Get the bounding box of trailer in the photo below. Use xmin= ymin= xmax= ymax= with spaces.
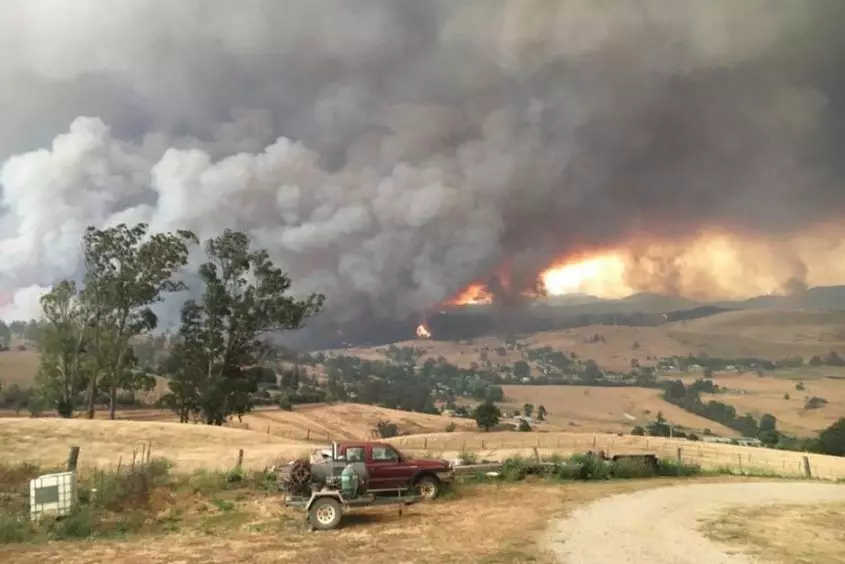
xmin=284 ymin=489 xmax=422 ymax=530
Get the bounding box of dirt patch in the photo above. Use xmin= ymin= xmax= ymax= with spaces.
xmin=703 ymin=501 xmax=845 ymax=564
xmin=548 ymin=481 xmax=845 ymax=564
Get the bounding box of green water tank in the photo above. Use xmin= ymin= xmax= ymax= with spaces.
xmin=340 ymin=464 xmax=359 ymax=497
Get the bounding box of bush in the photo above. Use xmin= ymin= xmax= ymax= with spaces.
xmin=804 ymin=396 xmax=828 ymax=410
xmin=606 ymin=458 xmax=652 ymax=479
xmin=277 ymin=394 xmax=293 ymax=411
xmin=631 ymin=426 xmax=645 ymax=436
xmin=444 ymin=422 xmax=457 ymax=432
xmin=517 ymin=419 xmax=532 ymax=432
xmin=458 ymin=449 xmax=478 ymax=465
xmin=499 ymin=457 xmax=527 ymax=481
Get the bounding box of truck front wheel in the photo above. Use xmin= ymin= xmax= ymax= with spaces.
xmin=415 ymin=475 xmax=440 ymax=500
xmin=308 ymin=497 xmax=343 ymax=530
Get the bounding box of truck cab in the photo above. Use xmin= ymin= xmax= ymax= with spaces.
xmin=334 ymin=441 xmax=453 ymax=500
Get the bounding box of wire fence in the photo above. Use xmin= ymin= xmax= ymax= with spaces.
xmin=385 ymin=433 xmax=845 ymax=481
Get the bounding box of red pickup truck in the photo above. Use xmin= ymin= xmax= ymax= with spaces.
xmin=334 ymin=441 xmax=454 ymax=500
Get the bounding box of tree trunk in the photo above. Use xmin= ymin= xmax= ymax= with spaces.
xmin=108 ymin=384 xmax=117 ymax=419
xmin=86 ymin=375 xmax=97 ymax=419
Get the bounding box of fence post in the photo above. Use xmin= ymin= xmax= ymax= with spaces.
xmin=737 ymin=453 xmax=742 ymax=471
xmin=424 ymin=438 xmax=428 ymax=449
xmin=676 ymin=447 xmax=682 ymax=469
xmin=236 ymin=448 xmax=244 ymax=470
xmin=306 ymin=428 xmax=311 ymax=440
xmin=67 ymin=446 xmax=80 ymax=471
xmin=481 ymin=439 xmax=485 ymax=449
xmin=802 ymin=456 xmax=812 ymax=478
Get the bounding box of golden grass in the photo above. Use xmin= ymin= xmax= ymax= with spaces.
xmin=0 ymin=418 xmax=311 ymax=472
xmin=4 ymin=478 xmax=742 ymax=564
xmin=703 ymin=501 xmax=845 ymax=564
xmin=0 ymin=400 xmax=469 ymax=441
xmin=387 ymin=431 xmax=845 ymax=480
xmin=499 ymin=385 xmax=739 ymax=436
xmin=229 ymin=403 xmax=476 ymax=440
xmin=331 ymin=309 xmax=845 ymax=371
xmin=672 ymin=372 xmax=845 ymax=436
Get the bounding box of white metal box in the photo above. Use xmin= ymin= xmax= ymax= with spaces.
xmin=29 ymin=471 xmax=77 ymax=520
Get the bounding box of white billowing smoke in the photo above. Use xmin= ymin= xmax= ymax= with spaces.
xmin=0 ymin=114 xmax=507 ymax=321
xmin=0 ymin=1 xmax=842 ymax=325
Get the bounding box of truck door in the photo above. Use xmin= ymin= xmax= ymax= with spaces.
xmin=366 ymin=444 xmax=409 ymax=492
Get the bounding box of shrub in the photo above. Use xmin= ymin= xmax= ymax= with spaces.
xmin=517 ymin=419 xmax=532 ymax=432
xmin=631 ymin=426 xmax=645 ymax=436
xmin=277 ymin=394 xmax=293 ymax=411
xmin=444 ymin=422 xmax=457 ymax=432
xmin=608 ymin=458 xmax=653 ymax=479
xmin=458 ymin=449 xmax=478 ymax=465
xmin=804 ymin=396 xmax=828 ymax=410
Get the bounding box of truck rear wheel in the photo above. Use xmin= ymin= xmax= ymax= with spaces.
xmin=308 ymin=497 xmax=343 ymax=530
xmin=415 ymin=475 xmax=440 ymax=500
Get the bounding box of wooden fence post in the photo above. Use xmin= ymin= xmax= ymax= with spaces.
xmin=802 ymin=456 xmax=812 ymax=478
xmin=306 ymin=428 xmax=311 ymax=440
xmin=236 ymin=449 xmax=244 ymax=470
xmin=737 ymin=453 xmax=742 ymax=471
xmin=67 ymin=446 xmax=80 ymax=471
xmin=424 ymin=438 xmax=428 ymax=449
xmin=146 ymin=440 xmax=152 ymax=464
xmin=676 ymin=447 xmax=682 ymax=468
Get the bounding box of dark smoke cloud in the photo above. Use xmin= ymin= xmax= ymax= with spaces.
xmin=2 ymin=0 xmax=845 ymax=325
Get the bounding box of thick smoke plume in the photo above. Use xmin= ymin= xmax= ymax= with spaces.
xmin=2 ymin=0 xmax=845 ymax=325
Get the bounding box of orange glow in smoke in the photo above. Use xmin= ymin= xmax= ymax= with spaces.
xmin=448 ymin=283 xmax=493 ymax=305
xmin=416 ymin=324 xmax=432 ymax=339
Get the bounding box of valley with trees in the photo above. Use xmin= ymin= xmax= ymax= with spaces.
xmin=1 ymin=223 xmax=845 ymax=462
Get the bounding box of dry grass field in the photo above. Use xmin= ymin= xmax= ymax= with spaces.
xmin=331 ymin=309 xmax=845 ymax=372
xmin=499 ymin=385 xmax=739 ymax=436
xmin=230 ymin=402 xmax=474 ymax=440
xmin=388 ymin=431 xmax=845 ymax=481
xmin=3 ymin=477 xmax=735 ymax=564
xmin=0 ymin=418 xmax=311 ymax=472
xmin=703 ymin=501 xmax=845 ymax=564
xmin=673 ymin=372 xmax=845 ymax=437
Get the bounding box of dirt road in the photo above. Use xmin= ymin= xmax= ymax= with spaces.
xmin=547 ymin=481 xmax=845 ymax=563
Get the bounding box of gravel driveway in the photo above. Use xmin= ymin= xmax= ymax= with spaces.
xmin=547 ymin=481 xmax=845 ymax=563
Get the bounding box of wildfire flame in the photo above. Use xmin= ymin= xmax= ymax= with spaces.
xmin=416 ymin=324 xmax=432 ymax=339
xmin=447 ymin=283 xmax=493 ymax=306
xmin=540 ymin=254 xmax=631 ymax=297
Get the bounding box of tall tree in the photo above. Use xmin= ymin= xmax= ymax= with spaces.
xmin=81 ymin=223 xmax=197 ymax=419
xmin=472 ymin=400 xmax=501 ymax=432
xmin=164 ymin=229 xmax=324 ymax=425
xmin=36 ymin=281 xmax=89 ymax=417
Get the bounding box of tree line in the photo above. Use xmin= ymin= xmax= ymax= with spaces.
xmin=10 ymin=222 xmax=323 ymax=424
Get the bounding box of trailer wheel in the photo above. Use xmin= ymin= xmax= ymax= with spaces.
xmin=308 ymin=497 xmax=343 ymax=530
xmin=415 ymin=475 xmax=440 ymax=500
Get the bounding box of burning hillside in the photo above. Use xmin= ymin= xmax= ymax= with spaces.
xmin=2 ymin=1 xmax=845 ymax=329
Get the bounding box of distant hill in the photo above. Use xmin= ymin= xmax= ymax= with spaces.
xmin=282 ymin=285 xmax=845 ymax=349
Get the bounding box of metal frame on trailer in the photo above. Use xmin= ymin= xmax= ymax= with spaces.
xmin=284 ymin=490 xmax=422 ymax=531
